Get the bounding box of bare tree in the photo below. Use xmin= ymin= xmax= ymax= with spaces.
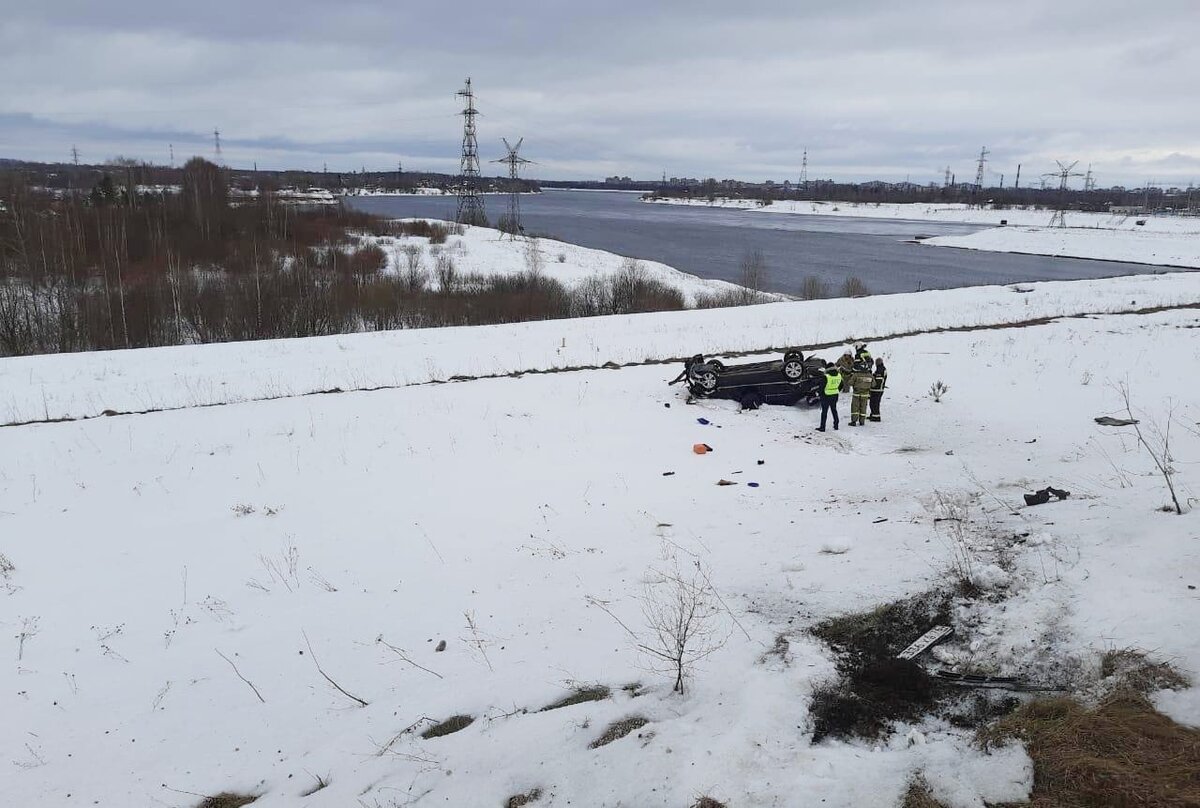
xmin=799 ymin=275 xmax=829 ymax=300
xmin=434 ymin=254 xmax=457 ymax=294
xmin=589 ymin=557 xmax=726 ymax=694
xmin=523 ymin=237 xmax=544 ymax=277
xmin=1118 ymin=382 xmax=1184 ymax=515
xmin=400 ymin=245 xmax=426 ymax=292
xmin=737 ymin=249 xmax=768 ymax=301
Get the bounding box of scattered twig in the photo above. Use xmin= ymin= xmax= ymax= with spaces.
xmin=303 ymin=630 xmax=369 ymax=707
xmin=376 ymin=636 xmax=443 ymax=679
xmin=462 ymin=611 xmax=495 ymax=672
xmin=215 ymin=648 xmax=266 ymax=703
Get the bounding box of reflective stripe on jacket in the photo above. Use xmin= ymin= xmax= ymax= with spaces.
xmin=871 ymin=370 xmax=887 ymax=393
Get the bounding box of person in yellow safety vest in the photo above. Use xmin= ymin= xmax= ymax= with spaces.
xmin=868 ymin=357 xmax=887 ymax=423
xmin=835 ymin=350 xmax=855 ymax=392
xmin=817 ymin=363 xmax=842 ymax=432
xmin=849 ymin=359 xmax=873 ymax=426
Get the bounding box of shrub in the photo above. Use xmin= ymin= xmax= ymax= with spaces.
xmin=799 ymin=275 xmax=829 ymax=300
xmin=840 ymin=275 xmax=870 ymax=297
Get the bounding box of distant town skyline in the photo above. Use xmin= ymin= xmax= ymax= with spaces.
xmin=2 ymin=0 xmax=1198 ymax=186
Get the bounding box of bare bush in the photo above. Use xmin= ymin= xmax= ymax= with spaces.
xmin=931 ymin=491 xmax=978 ymax=595
xmin=400 ymin=245 xmax=426 ymax=292
xmin=434 ymin=254 xmax=457 ymax=293
xmin=799 ymin=275 xmax=830 ymax=300
xmin=737 ymin=249 xmax=769 ymax=299
xmin=1117 ymin=382 xmax=1184 ymax=515
xmin=589 ymin=556 xmax=726 ymax=694
xmin=840 ymin=275 xmax=870 ymax=297
xmin=929 ymin=380 xmax=949 ymax=402
xmin=523 ymin=237 xmax=544 ymax=277
xmin=610 ymin=258 xmax=686 ymax=315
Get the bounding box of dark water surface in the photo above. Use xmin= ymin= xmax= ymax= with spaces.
xmin=345 ymin=190 xmax=1164 ymax=296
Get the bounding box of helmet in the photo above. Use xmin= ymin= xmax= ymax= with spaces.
xmin=854 ymin=341 xmax=866 ymax=351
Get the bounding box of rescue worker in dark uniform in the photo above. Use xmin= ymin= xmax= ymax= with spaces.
xmin=869 ymin=357 xmax=887 ymax=422
xmin=849 ymin=358 xmax=873 ymax=426
xmin=817 ymin=362 xmax=842 ymax=432
xmin=834 ymin=350 xmax=855 ymax=392
xmin=854 ymin=341 xmax=872 ymax=367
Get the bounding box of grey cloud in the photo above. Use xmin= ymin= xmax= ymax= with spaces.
xmin=2 ymin=0 xmax=1198 ymax=184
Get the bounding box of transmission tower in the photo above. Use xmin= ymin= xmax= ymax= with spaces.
xmin=455 ymin=78 xmax=487 ymax=226
xmin=973 ymin=146 xmax=989 ymax=205
xmin=71 ymin=145 xmax=79 ymax=166
xmin=213 ymin=128 xmax=222 ymax=163
xmin=1043 ymin=160 xmax=1084 ymax=227
xmin=169 ymin=143 xmax=174 ymax=167
xmin=799 ymin=149 xmax=808 ymax=190
xmin=943 ymin=166 xmax=952 ymax=189
xmin=491 ymin=137 xmax=532 ymax=238
xmin=1084 ymin=164 xmax=1096 ymax=192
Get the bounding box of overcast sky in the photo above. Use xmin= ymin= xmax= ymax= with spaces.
xmin=2 ymin=0 xmax=1197 ymax=186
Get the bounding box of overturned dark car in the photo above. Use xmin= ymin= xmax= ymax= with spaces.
xmin=669 ymin=349 xmax=826 ymax=409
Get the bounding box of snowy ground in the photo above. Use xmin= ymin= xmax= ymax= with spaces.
xmin=361 ymin=222 xmax=761 ymax=307
xmin=2 ymin=271 xmax=1197 ymax=426
xmin=924 ymin=224 xmax=1200 ymax=269
xmin=648 ymin=198 xmax=1200 ymax=267
xmin=2 ymin=281 xmax=1198 ymax=807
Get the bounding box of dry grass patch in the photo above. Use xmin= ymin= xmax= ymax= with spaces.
xmin=197 ymin=794 xmax=258 ymax=808
xmin=981 ymin=693 xmax=1200 ymax=807
xmin=589 ymin=716 xmax=649 ymax=749
xmin=539 ymin=685 xmax=610 ymax=712
xmin=691 ymin=797 xmax=728 ymax=808
xmin=901 ymin=778 xmax=950 ymax=808
xmin=1100 ymin=649 xmax=1189 ymax=695
xmin=421 ymin=714 xmax=475 ymax=739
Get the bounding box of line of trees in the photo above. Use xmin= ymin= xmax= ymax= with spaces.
xmin=0 ymin=161 xmax=698 ymax=357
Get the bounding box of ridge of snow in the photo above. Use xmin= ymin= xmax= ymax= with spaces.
xmin=2 ymin=271 xmax=1197 ymax=425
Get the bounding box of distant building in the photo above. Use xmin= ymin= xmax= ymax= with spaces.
xmin=1109 ymin=205 xmax=1146 ymax=215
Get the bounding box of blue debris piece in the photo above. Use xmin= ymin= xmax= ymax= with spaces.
xmin=748 ymin=482 xmax=760 ymax=488
xmin=697 ymin=417 xmax=711 ymax=425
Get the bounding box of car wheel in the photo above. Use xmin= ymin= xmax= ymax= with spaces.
xmin=782 ymin=358 xmax=805 ymax=381
xmin=693 ymin=369 xmax=718 ymax=393
xmin=708 ymin=360 xmax=725 ymax=372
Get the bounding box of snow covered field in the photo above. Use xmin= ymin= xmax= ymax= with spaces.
xmin=362 ymin=222 xmax=760 ymax=307
xmin=647 ymin=197 xmax=1200 ymax=268
xmin=924 ymin=224 xmax=1200 ymax=269
xmin=2 ymin=272 xmax=1197 ymax=426
xmin=2 ymin=285 xmax=1198 ymax=807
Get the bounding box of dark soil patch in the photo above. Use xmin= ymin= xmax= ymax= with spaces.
xmin=506 ymin=787 xmax=543 ymax=807
xmin=539 ymin=685 xmax=611 ymax=712
xmin=808 ymin=590 xmax=986 ymax=742
xmin=197 ymin=794 xmax=258 ymax=808
xmin=981 ymin=692 xmax=1200 ymax=807
xmin=421 ymin=714 xmax=475 ymax=739
xmin=589 ymin=716 xmax=649 ymax=749
xmin=901 ymin=778 xmax=950 ymax=808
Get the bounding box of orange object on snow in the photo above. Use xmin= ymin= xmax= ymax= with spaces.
xmin=693 ymin=443 xmax=713 ymax=454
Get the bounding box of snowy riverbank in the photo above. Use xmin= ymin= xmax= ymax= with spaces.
xmin=647 ymin=197 xmax=1200 ymax=267
xmin=359 ymin=221 xmax=764 ymax=307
